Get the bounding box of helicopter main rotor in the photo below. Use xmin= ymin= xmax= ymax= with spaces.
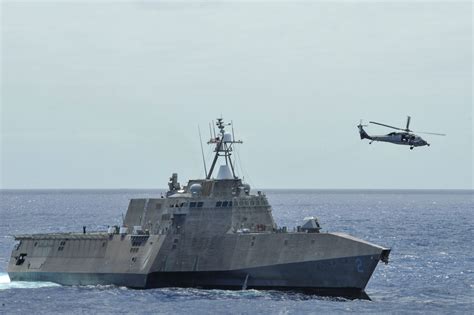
xmin=369 ymin=116 xmax=446 ymax=136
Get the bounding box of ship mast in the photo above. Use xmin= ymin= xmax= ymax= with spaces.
xmin=206 ymin=118 xmax=242 ymax=179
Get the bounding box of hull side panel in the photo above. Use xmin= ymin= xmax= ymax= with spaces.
xmin=146 ymin=254 xmax=379 ymax=291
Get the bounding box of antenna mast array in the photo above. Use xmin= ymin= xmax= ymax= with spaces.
xmin=206 ymin=118 xmax=243 ymax=179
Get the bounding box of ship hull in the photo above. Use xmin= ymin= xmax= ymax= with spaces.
xmin=8 ymin=271 xmax=368 ymax=299
xmin=146 ymin=254 xmax=379 ymax=299
xmin=9 ymin=253 xmax=383 ymax=299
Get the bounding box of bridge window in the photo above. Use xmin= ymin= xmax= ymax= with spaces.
xmin=189 ymin=202 xmax=196 ymax=208
xmin=197 ymin=202 xmax=204 ymax=208
xmin=228 ymin=201 xmax=233 ymax=207
xmin=216 ymin=201 xmax=222 ymax=207
xmin=222 ymin=201 xmax=228 ymax=207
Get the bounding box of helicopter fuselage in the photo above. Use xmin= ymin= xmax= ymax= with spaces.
xmin=358 ymin=125 xmax=429 ymax=149
xmin=369 ymin=132 xmax=429 ymax=148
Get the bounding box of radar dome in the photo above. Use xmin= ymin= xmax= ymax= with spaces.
xmin=223 ymin=132 xmax=232 ymax=143
xmin=190 ymin=183 xmax=202 ymax=196
xmin=217 ymin=165 xmax=233 ymax=180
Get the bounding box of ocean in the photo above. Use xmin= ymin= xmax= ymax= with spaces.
xmin=0 ymin=189 xmax=472 ymax=314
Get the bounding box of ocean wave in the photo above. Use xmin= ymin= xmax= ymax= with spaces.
xmin=0 ymin=272 xmax=60 ymax=290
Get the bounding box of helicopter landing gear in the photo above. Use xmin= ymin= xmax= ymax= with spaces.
xmin=410 ymin=146 xmax=414 ymax=150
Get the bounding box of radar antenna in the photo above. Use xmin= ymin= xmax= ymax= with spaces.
xmin=198 ymin=125 xmax=208 ymax=177
xmin=206 ymin=118 xmax=243 ymax=179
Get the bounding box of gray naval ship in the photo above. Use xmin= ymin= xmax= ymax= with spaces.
xmin=8 ymin=118 xmax=390 ymax=299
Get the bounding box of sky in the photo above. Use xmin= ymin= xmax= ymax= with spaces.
xmin=1 ymin=1 xmax=472 ymax=189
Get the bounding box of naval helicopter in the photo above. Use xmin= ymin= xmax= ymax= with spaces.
xmin=358 ymin=116 xmax=446 ymax=150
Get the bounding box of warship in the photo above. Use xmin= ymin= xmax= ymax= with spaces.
xmin=8 ymin=118 xmax=390 ymax=299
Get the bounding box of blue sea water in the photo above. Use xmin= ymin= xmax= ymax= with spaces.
xmin=0 ymin=189 xmax=472 ymax=314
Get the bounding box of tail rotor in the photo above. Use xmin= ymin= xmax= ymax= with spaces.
xmin=357 ymin=120 xmax=371 ymax=140
xmin=358 ymin=119 xmax=368 ymax=128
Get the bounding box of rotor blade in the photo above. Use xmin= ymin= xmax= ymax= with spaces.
xmin=415 ymin=131 xmax=447 ymax=136
xmin=406 ymin=116 xmax=411 ymax=131
xmin=369 ymin=121 xmax=404 ymax=130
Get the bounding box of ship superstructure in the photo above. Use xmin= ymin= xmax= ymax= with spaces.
xmin=8 ymin=118 xmax=390 ymax=299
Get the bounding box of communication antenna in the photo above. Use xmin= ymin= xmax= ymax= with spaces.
xmin=198 ymin=125 xmax=208 ymax=177
xmin=212 ymin=120 xmax=216 ymax=138
xmin=231 ymin=120 xmax=235 ymax=142
xmin=206 ymin=118 xmax=243 ymax=179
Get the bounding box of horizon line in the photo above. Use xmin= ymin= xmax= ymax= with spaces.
xmin=1 ymin=187 xmax=473 ymax=191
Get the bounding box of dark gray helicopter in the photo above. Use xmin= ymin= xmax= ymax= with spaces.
xmin=358 ymin=116 xmax=446 ymax=150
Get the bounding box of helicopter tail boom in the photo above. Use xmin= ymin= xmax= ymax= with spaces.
xmin=358 ymin=124 xmax=372 ymax=140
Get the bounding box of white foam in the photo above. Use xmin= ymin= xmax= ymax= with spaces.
xmin=0 ymin=273 xmax=10 ymax=284
xmin=0 ymin=272 xmax=60 ymax=290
